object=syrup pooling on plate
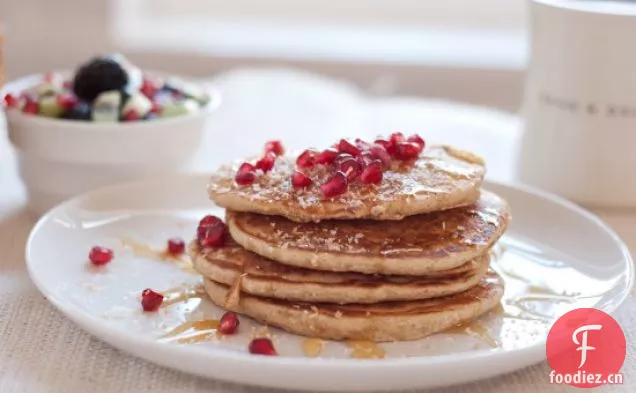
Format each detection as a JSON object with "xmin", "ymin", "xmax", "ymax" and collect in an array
[
  {"xmin": 160, "ymin": 319, "xmax": 220, "ymax": 344},
  {"xmin": 302, "ymin": 338, "xmax": 325, "ymax": 358},
  {"xmin": 160, "ymin": 285, "xmax": 206, "ymax": 308},
  {"xmin": 347, "ymin": 341, "xmax": 386, "ymax": 359},
  {"xmin": 120, "ymin": 238, "xmax": 197, "ymax": 274}
]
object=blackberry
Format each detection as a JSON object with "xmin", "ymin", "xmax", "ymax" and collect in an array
[
  {"xmin": 61, "ymin": 102, "xmax": 92, "ymax": 121},
  {"xmin": 72, "ymin": 56, "xmax": 129, "ymax": 102}
]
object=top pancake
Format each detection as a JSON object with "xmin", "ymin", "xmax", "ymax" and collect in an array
[
  {"xmin": 208, "ymin": 145, "xmax": 485, "ymax": 222},
  {"xmin": 227, "ymin": 190, "xmax": 510, "ymax": 275}
]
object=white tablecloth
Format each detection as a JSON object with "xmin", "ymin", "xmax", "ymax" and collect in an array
[{"xmin": 0, "ymin": 69, "xmax": 633, "ymax": 392}]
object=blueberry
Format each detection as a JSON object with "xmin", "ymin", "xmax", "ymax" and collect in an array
[
  {"xmin": 61, "ymin": 102, "xmax": 92, "ymax": 121},
  {"xmin": 72, "ymin": 55, "xmax": 130, "ymax": 102}
]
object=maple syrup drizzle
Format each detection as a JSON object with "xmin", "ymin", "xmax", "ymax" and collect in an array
[
  {"xmin": 302, "ymin": 338, "xmax": 325, "ymax": 358},
  {"xmin": 160, "ymin": 285, "xmax": 206, "ymax": 308},
  {"xmin": 347, "ymin": 341, "xmax": 386, "ymax": 359},
  {"xmin": 120, "ymin": 238, "xmax": 196, "ymax": 274},
  {"xmin": 224, "ymin": 273, "xmax": 246, "ymax": 309},
  {"xmin": 160, "ymin": 319, "xmax": 220, "ymax": 344},
  {"xmin": 445, "ymin": 321, "xmax": 499, "ymax": 348}
]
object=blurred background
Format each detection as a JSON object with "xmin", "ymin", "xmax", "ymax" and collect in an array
[{"xmin": 0, "ymin": 0, "xmax": 526, "ymax": 111}]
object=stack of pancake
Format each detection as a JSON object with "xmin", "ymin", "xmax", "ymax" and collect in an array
[{"xmin": 191, "ymin": 145, "xmax": 510, "ymax": 342}]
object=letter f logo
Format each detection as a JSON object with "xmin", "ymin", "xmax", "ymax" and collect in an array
[{"xmin": 572, "ymin": 324, "xmax": 603, "ymax": 368}]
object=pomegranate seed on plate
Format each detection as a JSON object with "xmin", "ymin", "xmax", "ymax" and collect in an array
[
  {"xmin": 360, "ymin": 161, "xmax": 384, "ymax": 184},
  {"xmin": 296, "ymin": 149, "xmax": 317, "ymax": 168},
  {"xmin": 89, "ymin": 246, "xmax": 113, "ymax": 266},
  {"xmin": 338, "ymin": 157, "xmax": 362, "ymax": 181},
  {"xmin": 291, "ymin": 170, "xmax": 312, "ymax": 189},
  {"xmin": 394, "ymin": 142, "xmax": 421, "ymax": 160},
  {"xmin": 320, "ymin": 171, "xmax": 348, "ymax": 198},
  {"xmin": 264, "ymin": 140, "xmax": 285, "ymax": 156},
  {"xmin": 337, "ymin": 139, "xmax": 361, "ymax": 156},
  {"xmin": 122, "ymin": 109, "xmax": 140, "ymax": 122},
  {"xmin": 407, "ymin": 134, "xmax": 425, "ymax": 151},
  {"xmin": 167, "ymin": 238, "xmax": 185, "ymax": 255},
  {"xmin": 255, "ymin": 152, "xmax": 276, "ymax": 173},
  {"xmin": 315, "ymin": 148, "xmax": 339, "ymax": 165},
  {"xmin": 218, "ymin": 311, "xmax": 240, "ymax": 335},
  {"xmin": 248, "ymin": 337, "xmax": 277, "ymax": 356},
  {"xmin": 141, "ymin": 288, "xmax": 164, "ymax": 312},
  {"xmin": 235, "ymin": 162, "xmax": 257, "ymax": 185},
  {"xmin": 3, "ymin": 93, "xmax": 17, "ymax": 108}
]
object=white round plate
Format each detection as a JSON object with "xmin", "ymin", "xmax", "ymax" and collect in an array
[{"xmin": 26, "ymin": 175, "xmax": 633, "ymax": 392}]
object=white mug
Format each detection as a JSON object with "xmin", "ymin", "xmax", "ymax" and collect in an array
[{"xmin": 518, "ymin": 0, "xmax": 636, "ymax": 208}]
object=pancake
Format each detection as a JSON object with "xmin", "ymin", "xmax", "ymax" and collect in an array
[
  {"xmin": 190, "ymin": 240, "xmax": 490, "ymax": 304},
  {"xmin": 227, "ymin": 190, "xmax": 509, "ymax": 275},
  {"xmin": 203, "ymin": 270, "xmax": 504, "ymax": 342},
  {"xmin": 208, "ymin": 145, "xmax": 485, "ymax": 223}
]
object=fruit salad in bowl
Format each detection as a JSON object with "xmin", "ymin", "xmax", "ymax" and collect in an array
[
  {"xmin": 1, "ymin": 54, "xmax": 220, "ymax": 215},
  {"xmin": 3, "ymin": 54, "xmax": 212, "ymax": 122}
]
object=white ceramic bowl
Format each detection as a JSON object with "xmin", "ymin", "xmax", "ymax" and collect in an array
[{"xmin": 2, "ymin": 72, "xmax": 221, "ymax": 216}]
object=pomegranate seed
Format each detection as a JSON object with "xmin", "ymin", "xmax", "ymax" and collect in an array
[
  {"xmin": 167, "ymin": 237, "xmax": 185, "ymax": 255},
  {"xmin": 218, "ymin": 311, "xmax": 240, "ymax": 335},
  {"xmin": 315, "ymin": 148, "xmax": 339, "ymax": 165},
  {"xmin": 88, "ymin": 246, "xmax": 114, "ymax": 266},
  {"xmin": 200, "ymin": 215, "xmax": 222, "ymax": 227},
  {"xmin": 357, "ymin": 151, "xmax": 375, "ymax": 167},
  {"xmin": 291, "ymin": 170, "xmax": 312, "ymax": 189},
  {"xmin": 389, "ymin": 132, "xmax": 405, "ymax": 145},
  {"xmin": 264, "ymin": 140, "xmax": 285, "ymax": 156},
  {"xmin": 355, "ymin": 138, "xmax": 373, "ymax": 151},
  {"xmin": 407, "ymin": 134, "xmax": 425, "ymax": 151},
  {"xmin": 198, "ymin": 223, "xmax": 227, "ymax": 248},
  {"xmin": 255, "ymin": 152, "xmax": 276, "ymax": 173},
  {"xmin": 360, "ymin": 161, "xmax": 384, "ymax": 184},
  {"xmin": 122, "ymin": 109, "xmax": 140, "ymax": 121},
  {"xmin": 374, "ymin": 139, "xmax": 391, "ymax": 150},
  {"xmin": 197, "ymin": 215, "xmax": 227, "ymax": 248},
  {"xmin": 296, "ymin": 149, "xmax": 317, "ymax": 168},
  {"xmin": 367, "ymin": 144, "xmax": 391, "ymax": 166},
  {"xmin": 335, "ymin": 153, "xmax": 353, "ymax": 165},
  {"xmin": 141, "ymin": 288, "xmax": 164, "ymax": 312},
  {"xmin": 3, "ymin": 93, "xmax": 18, "ymax": 108},
  {"xmin": 394, "ymin": 142, "xmax": 421, "ymax": 160},
  {"xmin": 248, "ymin": 338, "xmax": 277, "ymax": 356},
  {"xmin": 141, "ymin": 79, "xmax": 159, "ymax": 98},
  {"xmin": 320, "ymin": 171, "xmax": 348, "ymax": 199},
  {"xmin": 235, "ymin": 163, "xmax": 257, "ymax": 185},
  {"xmin": 22, "ymin": 99, "xmax": 38, "ymax": 115},
  {"xmin": 57, "ymin": 93, "xmax": 78, "ymax": 110},
  {"xmin": 338, "ymin": 157, "xmax": 362, "ymax": 181},
  {"xmin": 383, "ymin": 132, "xmax": 404, "ymax": 157},
  {"xmin": 337, "ymin": 139, "xmax": 361, "ymax": 156}
]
